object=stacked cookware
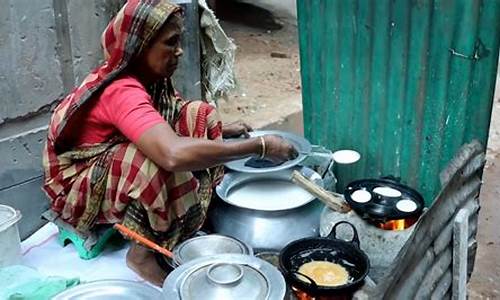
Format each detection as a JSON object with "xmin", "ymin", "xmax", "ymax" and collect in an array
[
  {"xmin": 209, "ymin": 130, "xmax": 373, "ymax": 300},
  {"xmin": 209, "ymin": 130, "xmax": 325, "ymax": 252},
  {"xmin": 163, "ymin": 130, "xmax": 318, "ymax": 300}
]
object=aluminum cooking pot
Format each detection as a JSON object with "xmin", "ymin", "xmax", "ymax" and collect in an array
[{"xmin": 209, "ymin": 166, "xmax": 324, "ymax": 251}]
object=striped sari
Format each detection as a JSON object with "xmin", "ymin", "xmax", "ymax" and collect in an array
[{"xmin": 42, "ymin": 0, "xmax": 223, "ymax": 249}]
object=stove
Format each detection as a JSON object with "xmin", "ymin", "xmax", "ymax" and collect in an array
[{"xmin": 320, "ymin": 209, "xmax": 415, "ymax": 283}]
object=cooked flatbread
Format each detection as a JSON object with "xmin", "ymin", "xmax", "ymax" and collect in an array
[{"xmin": 298, "ymin": 261, "xmax": 349, "ymax": 287}]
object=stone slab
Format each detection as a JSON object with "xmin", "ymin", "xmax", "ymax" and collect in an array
[
  {"xmin": 67, "ymin": 0, "xmax": 124, "ymax": 85},
  {"xmin": 0, "ymin": 0, "xmax": 64, "ymax": 123},
  {"xmin": 0, "ymin": 127, "xmax": 47, "ymax": 190}
]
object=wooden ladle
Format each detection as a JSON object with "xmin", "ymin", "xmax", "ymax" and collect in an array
[{"xmin": 291, "ymin": 170, "xmax": 351, "ymax": 213}]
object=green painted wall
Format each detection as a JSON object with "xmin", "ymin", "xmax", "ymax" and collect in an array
[{"xmin": 297, "ymin": 0, "xmax": 500, "ymax": 204}]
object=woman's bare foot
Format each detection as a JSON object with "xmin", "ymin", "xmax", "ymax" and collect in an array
[{"xmin": 126, "ymin": 242, "xmax": 167, "ymax": 287}]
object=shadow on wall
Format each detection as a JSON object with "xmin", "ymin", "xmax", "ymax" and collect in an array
[
  {"xmin": 243, "ymin": 0, "xmax": 297, "ymax": 19},
  {"xmin": 212, "ymin": 0, "xmax": 296, "ymax": 30}
]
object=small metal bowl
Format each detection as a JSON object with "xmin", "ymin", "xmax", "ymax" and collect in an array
[{"xmin": 161, "ymin": 234, "xmax": 253, "ymax": 269}]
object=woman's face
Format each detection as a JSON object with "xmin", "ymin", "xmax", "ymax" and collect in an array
[{"xmin": 138, "ymin": 16, "xmax": 183, "ymax": 79}]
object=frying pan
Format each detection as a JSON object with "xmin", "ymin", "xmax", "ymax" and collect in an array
[{"xmin": 279, "ymin": 221, "xmax": 370, "ymax": 297}]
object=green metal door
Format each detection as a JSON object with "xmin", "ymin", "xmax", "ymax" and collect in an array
[{"xmin": 297, "ymin": 0, "xmax": 500, "ymax": 205}]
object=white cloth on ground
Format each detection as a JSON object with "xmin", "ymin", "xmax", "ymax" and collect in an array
[{"xmin": 20, "ymin": 223, "xmax": 153, "ymax": 286}]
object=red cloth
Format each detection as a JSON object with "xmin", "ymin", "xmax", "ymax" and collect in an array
[{"xmin": 62, "ymin": 75, "xmax": 165, "ymax": 146}]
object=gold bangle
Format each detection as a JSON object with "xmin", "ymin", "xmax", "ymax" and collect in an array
[{"xmin": 259, "ymin": 136, "xmax": 266, "ymax": 159}]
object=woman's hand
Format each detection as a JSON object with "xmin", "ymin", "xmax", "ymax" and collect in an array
[
  {"xmin": 262, "ymin": 135, "xmax": 299, "ymax": 162},
  {"xmin": 222, "ymin": 121, "xmax": 253, "ymax": 138},
  {"xmin": 137, "ymin": 123, "xmax": 297, "ymax": 172}
]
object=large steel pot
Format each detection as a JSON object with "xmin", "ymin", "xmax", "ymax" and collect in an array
[{"xmin": 209, "ymin": 166, "xmax": 324, "ymax": 251}]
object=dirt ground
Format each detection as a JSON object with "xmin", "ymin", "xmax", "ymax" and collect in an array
[
  {"xmin": 215, "ymin": 1, "xmax": 302, "ymax": 129},
  {"xmin": 217, "ymin": 2, "xmax": 500, "ymax": 298},
  {"xmin": 468, "ymin": 76, "xmax": 500, "ymax": 299},
  {"xmin": 469, "ymin": 154, "xmax": 500, "ymax": 299}
]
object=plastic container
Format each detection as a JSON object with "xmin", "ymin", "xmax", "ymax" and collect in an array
[{"xmin": 0, "ymin": 205, "xmax": 22, "ymax": 267}]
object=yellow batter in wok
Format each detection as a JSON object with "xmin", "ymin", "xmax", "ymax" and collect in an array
[{"xmin": 298, "ymin": 261, "xmax": 350, "ymax": 287}]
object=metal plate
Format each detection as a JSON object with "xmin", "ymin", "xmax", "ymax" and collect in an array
[
  {"xmin": 224, "ymin": 130, "xmax": 311, "ymax": 173},
  {"xmin": 163, "ymin": 254, "xmax": 286, "ymax": 300},
  {"xmin": 52, "ymin": 280, "xmax": 162, "ymax": 300},
  {"xmin": 216, "ymin": 166, "xmax": 323, "ymax": 211}
]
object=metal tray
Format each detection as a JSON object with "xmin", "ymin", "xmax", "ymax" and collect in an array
[
  {"xmin": 224, "ymin": 130, "xmax": 311, "ymax": 173},
  {"xmin": 52, "ymin": 280, "xmax": 162, "ymax": 300}
]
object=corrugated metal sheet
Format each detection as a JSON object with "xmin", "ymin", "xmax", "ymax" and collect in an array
[{"xmin": 297, "ymin": 0, "xmax": 500, "ymax": 205}]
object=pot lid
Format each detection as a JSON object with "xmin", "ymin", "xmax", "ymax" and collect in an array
[
  {"xmin": 163, "ymin": 254, "xmax": 286, "ymax": 300},
  {"xmin": 224, "ymin": 130, "xmax": 311, "ymax": 174},
  {"xmin": 216, "ymin": 166, "xmax": 323, "ymax": 211},
  {"xmin": 0, "ymin": 205, "xmax": 21, "ymax": 232},
  {"xmin": 173, "ymin": 234, "xmax": 253, "ymax": 265},
  {"xmin": 52, "ymin": 280, "xmax": 162, "ymax": 299},
  {"xmin": 180, "ymin": 262, "xmax": 268, "ymax": 300}
]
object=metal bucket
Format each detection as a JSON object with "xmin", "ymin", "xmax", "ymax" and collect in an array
[{"xmin": 0, "ymin": 205, "xmax": 22, "ymax": 267}]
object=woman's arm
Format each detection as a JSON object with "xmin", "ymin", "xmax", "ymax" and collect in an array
[
  {"xmin": 136, "ymin": 122, "xmax": 295, "ymax": 172},
  {"xmin": 222, "ymin": 121, "xmax": 253, "ymax": 138}
]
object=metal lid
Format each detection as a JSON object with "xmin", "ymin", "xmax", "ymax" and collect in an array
[
  {"xmin": 224, "ymin": 130, "xmax": 311, "ymax": 174},
  {"xmin": 52, "ymin": 280, "xmax": 162, "ymax": 300},
  {"xmin": 0, "ymin": 205, "xmax": 21, "ymax": 232},
  {"xmin": 173, "ymin": 234, "xmax": 253, "ymax": 265},
  {"xmin": 180, "ymin": 262, "xmax": 269, "ymax": 300},
  {"xmin": 163, "ymin": 254, "xmax": 286, "ymax": 300}
]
